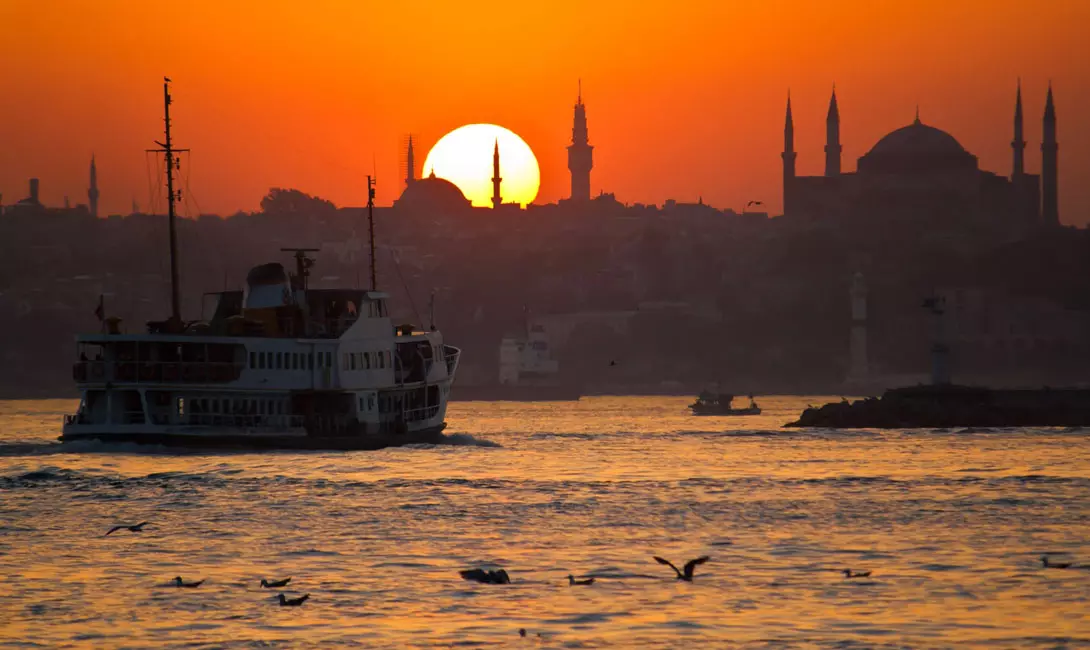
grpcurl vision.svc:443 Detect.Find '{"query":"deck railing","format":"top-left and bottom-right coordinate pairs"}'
top-left (73, 361), bottom-right (244, 384)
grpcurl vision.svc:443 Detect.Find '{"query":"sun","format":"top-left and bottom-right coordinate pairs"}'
top-left (422, 124), bottom-right (540, 208)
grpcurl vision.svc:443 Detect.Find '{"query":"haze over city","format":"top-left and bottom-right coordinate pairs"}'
top-left (3, 2), bottom-right (1090, 647)
top-left (1, 0), bottom-right (1088, 221)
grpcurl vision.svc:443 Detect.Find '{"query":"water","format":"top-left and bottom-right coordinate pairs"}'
top-left (1, 396), bottom-right (1089, 648)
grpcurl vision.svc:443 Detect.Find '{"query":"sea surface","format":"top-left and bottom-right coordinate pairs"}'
top-left (1, 396), bottom-right (1088, 649)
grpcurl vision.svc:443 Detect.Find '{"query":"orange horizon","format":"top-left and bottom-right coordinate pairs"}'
top-left (0, 0), bottom-right (1087, 223)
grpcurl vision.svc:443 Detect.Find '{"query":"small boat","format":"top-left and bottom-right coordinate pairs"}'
top-left (689, 392), bottom-right (761, 416)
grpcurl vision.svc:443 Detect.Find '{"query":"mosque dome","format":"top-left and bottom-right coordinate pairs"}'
top-left (395, 172), bottom-right (471, 212)
top-left (858, 117), bottom-right (978, 174)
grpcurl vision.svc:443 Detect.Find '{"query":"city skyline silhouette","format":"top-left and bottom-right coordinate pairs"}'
top-left (0, 1), bottom-right (1086, 222)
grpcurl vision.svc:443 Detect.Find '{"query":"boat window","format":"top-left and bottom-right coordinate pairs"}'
top-left (368, 395), bottom-right (375, 411)
top-left (249, 351), bottom-right (256, 368)
top-left (176, 397), bottom-right (185, 416)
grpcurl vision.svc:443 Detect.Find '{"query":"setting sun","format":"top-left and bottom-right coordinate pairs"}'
top-left (422, 124), bottom-right (540, 208)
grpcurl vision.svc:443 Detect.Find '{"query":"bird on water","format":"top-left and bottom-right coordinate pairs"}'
top-left (568, 574), bottom-right (595, 586)
top-left (261, 577), bottom-right (292, 588)
top-left (173, 576), bottom-right (204, 588)
top-left (105, 522), bottom-right (149, 536)
top-left (278, 593), bottom-right (310, 607)
top-left (460, 568), bottom-right (511, 584)
top-left (1041, 555), bottom-right (1073, 569)
top-left (653, 556), bottom-right (709, 582)
top-left (842, 569), bottom-right (872, 578)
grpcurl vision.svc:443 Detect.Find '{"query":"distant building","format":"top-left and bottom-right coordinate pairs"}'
top-left (782, 83), bottom-right (1056, 230)
top-left (88, 155), bottom-right (99, 218)
top-left (566, 82), bottom-right (593, 202)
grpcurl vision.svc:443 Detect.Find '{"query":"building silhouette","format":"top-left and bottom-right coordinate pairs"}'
top-left (566, 81), bottom-right (593, 202)
top-left (492, 139), bottom-right (502, 208)
top-left (405, 135), bottom-right (416, 189)
top-left (782, 93), bottom-right (797, 216)
top-left (1042, 83), bottom-right (1059, 225)
top-left (825, 87), bottom-right (841, 177)
top-left (88, 155), bottom-right (99, 218)
top-left (782, 83), bottom-right (1055, 230)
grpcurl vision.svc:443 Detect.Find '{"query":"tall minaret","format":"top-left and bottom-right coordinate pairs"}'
top-left (87, 154), bottom-right (99, 217)
top-left (491, 138), bottom-right (502, 208)
top-left (405, 135), bottom-right (416, 188)
top-left (566, 80), bottom-right (593, 201)
top-left (1042, 83), bottom-right (1059, 225)
top-left (1011, 80), bottom-right (1025, 177)
top-left (781, 93), bottom-right (796, 215)
top-left (825, 86), bottom-right (841, 177)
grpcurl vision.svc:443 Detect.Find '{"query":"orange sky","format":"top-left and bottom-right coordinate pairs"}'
top-left (0, 0), bottom-right (1087, 223)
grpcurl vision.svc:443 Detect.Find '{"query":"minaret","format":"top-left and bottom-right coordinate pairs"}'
top-left (88, 154), bottom-right (99, 217)
top-left (491, 138), bottom-right (502, 208)
top-left (781, 93), bottom-right (796, 215)
top-left (825, 86), bottom-right (841, 177)
top-left (405, 135), bottom-right (416, 188)
top-left (1042, 83), bottom-right (1059, 225)
top-left (848, 272), bottom-right (868, 383)
top-left (566, 80), bottom-right (593, 201)
top-left (1011, 80), bottom-right (1025, 177)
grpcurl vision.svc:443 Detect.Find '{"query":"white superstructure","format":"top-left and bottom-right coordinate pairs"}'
top-left (63, 252), bottom-right (460, 449)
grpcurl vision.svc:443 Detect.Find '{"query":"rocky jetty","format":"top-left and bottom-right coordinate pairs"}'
top-left (786, 384), bottom-right (1090, 428)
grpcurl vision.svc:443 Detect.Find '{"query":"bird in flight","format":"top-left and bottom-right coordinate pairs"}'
top-left (568, 574), bottom-right (595, 586)
top-left (653, 556), bottom-right (709, 582)
top-left (278, 593), bottom-right (310, 607)
top-left (173, 576), bottom-right (204, 588)
top-left (105, 522), bottom-right (149, 536)
top-left (261, 577), bottom-right (292, 588)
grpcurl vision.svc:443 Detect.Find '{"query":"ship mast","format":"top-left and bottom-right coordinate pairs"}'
top-left (148, 77), bottom-right (188, 324)
top-left (367, 175), bottom-right (377, 291)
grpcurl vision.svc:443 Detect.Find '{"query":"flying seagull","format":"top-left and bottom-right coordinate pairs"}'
top-left (842, 569), bottom-right (872, 578)
top-left (1042, 555), bottom-right (1073, 569)
top-left (261, 577), bottom-right (292, 588)
top-left (173, 576), bottom-right (204, 588)
top-left (105, 522), bottom-right (149, 536)
top-left (568, 574), bottom-right (595, 586)
top-left (653, 555), bottom-right (709, 582)
top-left (278, 593), bottom-right (310, 607)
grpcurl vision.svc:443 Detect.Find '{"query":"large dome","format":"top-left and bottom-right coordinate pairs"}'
top-left (858, 118), bottom-right (978, 174)
top-left (395, 172), bottom-right (471, 212)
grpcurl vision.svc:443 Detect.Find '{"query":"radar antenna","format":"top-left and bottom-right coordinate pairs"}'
top-left (280, 248), bottom-right (320, 291)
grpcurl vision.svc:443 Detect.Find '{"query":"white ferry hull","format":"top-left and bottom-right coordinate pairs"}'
top-left (59, 422), bottom-right (447, 451)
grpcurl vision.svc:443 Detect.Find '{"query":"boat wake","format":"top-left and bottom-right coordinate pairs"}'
top-left (411, 433), bottom-right (502, 448)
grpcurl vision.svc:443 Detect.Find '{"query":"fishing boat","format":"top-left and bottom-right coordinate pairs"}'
top-left (60, 79), bottom-right (460, 450)
top-left (689, 392), bottom-right (761, 416)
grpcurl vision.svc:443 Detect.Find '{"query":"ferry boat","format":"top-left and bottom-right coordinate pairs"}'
top-left (689, 392), bottom-right (761, 416)
top-left (60, 80), bottom-right (460, 450)
top-left (453, 320), bottom-right (581, 401)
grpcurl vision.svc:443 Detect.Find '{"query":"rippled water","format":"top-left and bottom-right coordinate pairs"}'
top-left (1, 396), bottom-right (1089, 648)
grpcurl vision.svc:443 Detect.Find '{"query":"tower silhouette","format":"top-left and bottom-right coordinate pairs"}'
top-left (491, 138), bottom-right (502, 209)
top-left (405, 135), bottom-right (416, 188)
top-left (88, 154), bottom-right (99, 217)
top-left (1041, 83), bottom-right (1059, 225)
top-left (1012, 80), bottom-right (1025, 177)
top-left (781, 93), bottom-right (796, 215)
top-left (825, 86), bottom-right (841, 177)
top-left (566, 80), bottom-right (593, 201)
